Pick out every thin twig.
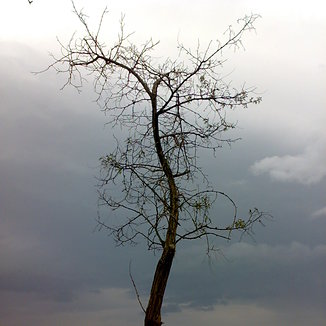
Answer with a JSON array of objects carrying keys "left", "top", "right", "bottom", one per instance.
[{"left": 129, "top": 260, "right": 146, "bottom": 314}]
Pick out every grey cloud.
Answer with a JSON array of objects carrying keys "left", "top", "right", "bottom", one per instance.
[
  {"left": 1, "top": 4, "right": 326, "bottom": 323},
  {"left": 164, "top": 300, "right": 326, "bottom": 326},
  {"left": 0, "top": 287, "right": 144, "bottom": 326},
  {"left": 0, "top": 272, "right": 79, "bottom": 302},
  {"left": 163, "top": 242, "right": 326, "bottom": 311}
]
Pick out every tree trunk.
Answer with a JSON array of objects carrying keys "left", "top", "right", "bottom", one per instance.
[
  {"left": 144, "top": 194, "right": 178, "bottom": 325},
  {"left": 145, "top": 81, "right": 179, "bottom": 325},
  {"left": 144, "top": 243, "right": 175, "bottom": 326}
]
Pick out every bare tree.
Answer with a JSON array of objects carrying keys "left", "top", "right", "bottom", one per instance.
[{"left": 46, "top": 3, "right": 267, "bottom": 325}]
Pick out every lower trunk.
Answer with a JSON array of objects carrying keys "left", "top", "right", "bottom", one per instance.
[
  {"left": 144, "top": 244, "right": 175, "bottom": 326},
  {"left": 147, "top": 94, "right": 179, "bottom": 325}
]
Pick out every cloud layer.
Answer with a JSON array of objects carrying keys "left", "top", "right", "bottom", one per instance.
[
  {"left": 312, "top": 206, "right": 326, "bottom": 218},
  {"left": 166, "top": 242, "right": 326, "bottom": 311},
  {"left": 1, "top": 1, "right": 326, "bottom": 325},
  {"left": 250, "top": 142, "right": 326, "bottom": 185}
]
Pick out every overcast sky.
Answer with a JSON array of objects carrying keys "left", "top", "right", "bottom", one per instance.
[{"left": 1, "top": 0, "right": 325, "bottom": 325}]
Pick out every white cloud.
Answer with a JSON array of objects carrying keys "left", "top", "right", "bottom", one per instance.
[
  {"left": 312, "top": 206, "right": 326, "bottom": 218},
  {"left": 250, "top": 143, "right": 326, "bottom": 185}
]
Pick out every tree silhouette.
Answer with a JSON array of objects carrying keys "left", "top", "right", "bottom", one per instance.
[{"left": 46, "top": 3, "right": 267, "bottom": 325}]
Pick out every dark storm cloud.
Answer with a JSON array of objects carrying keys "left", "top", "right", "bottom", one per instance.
[
  {"left": 0, "top": 271, "right": 80, "bottom": 302},
  {"left": 0, "top": 42, "right": 134, "bottom": 303},
  {"left": 1, "top": 7, "right": 325, "bottom": 322},
  {"left": 0, "top": 44, "right": 164, "bottom": 321},
  {"left": 163, "top": 242, "right": 326, "bottom": 312}
]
